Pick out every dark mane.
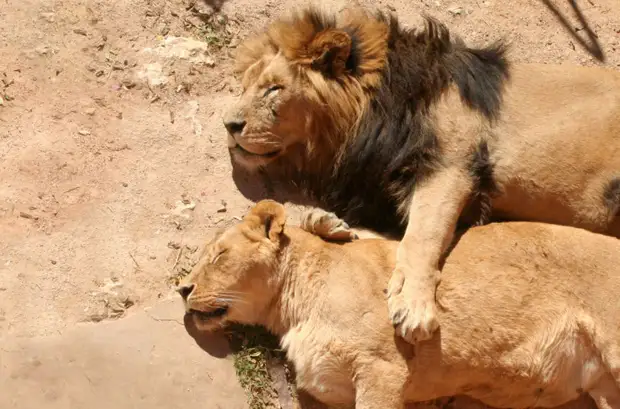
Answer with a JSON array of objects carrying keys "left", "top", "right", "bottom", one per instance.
[
  {"left": 312, "top": 13, "right": 509, "bottom": 234},
  {"left": 246, "top": 10, "right": 511, "bottom": 235}
]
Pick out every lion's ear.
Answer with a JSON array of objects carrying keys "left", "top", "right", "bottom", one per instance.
[
  {"left": 244, "top": 200, "right": 287, "bottom": 242},
  {"left": 308, "top": 29, "right": 352, "bottom": 77}
]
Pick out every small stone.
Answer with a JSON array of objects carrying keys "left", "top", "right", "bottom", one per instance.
[
  {"left": 149, "top": 255, "right": 157, "bottom": 260},
  {"left": 51, "top": 260, "right": 57, "bottom": 265},
  {"left": 73, "top": 28, "right": 88, "bottom": 36},
  {"left": 122, "top": 182, "right": 128, "bottom": 187},
  {"left": 95, "top": 70, "right": 105, "bottom": 77},
  {"left": 0, "top": 96, "right": 4, "bottom": 106},
  {"left": 168, "top": 241, "right": 181, "bottom": 250},
  {"left": 217, "top": 200, "right": 227, "bottom": 213},
  {"left": 448, "top": 5, "right": 464, "bottom": 15},
  {"left": 40, "top": 12, "right": 56, "bottom": 23},
  {"left": 19, "top": 211, "right": 38, "bottom": 220},
  {"left": 35, "top": 46, "right": 53, "bottom": 56},
  {"left": 78, "top": 129, "right": 91, "bottom": 136},
  {"left": 121, "top": 79, "right": 136, "bottom": 88},
  {"left": 85, "top": 107, "right": 96, "bottom": 116}
]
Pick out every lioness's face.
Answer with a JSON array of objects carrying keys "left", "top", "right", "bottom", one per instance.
[
  {"left": 177, "top": 201, "right": 285, "bottom": 331},
  {"left": 223, "top": 53, "right": 315, "bottom": 170}
]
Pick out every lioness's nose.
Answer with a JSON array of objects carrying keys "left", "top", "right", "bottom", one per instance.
[
  {"left": 177, "top": 283, "right": 195, "bottom": 301},
  {"left": 224, "top": 118, "right": 246, "bottom": 135}
]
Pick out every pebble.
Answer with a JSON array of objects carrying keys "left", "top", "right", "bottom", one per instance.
[
  {"left": 19, "top": 211, "right": 38, "bottom": 220},
  {"left": 217, "top": 200, "right": 227, "bottom": 213},
  {"left": 448, "top": 5, "right": 464, "bottom": 15},
  {"left": 85, "top": 107, "right": 96, "bottom": 116},
  {"left": 40, "top": 12, "right": 56, "bottom": 23},
  {"left": 78, "top": 129, "right": 91, "bottom": 136}
]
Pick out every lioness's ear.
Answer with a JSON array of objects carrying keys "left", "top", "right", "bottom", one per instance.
[
  {"left": 308, "top": 29, "right": 352, "bottom": 76},
  {"left": 245, "top": 200, "right": 286, "bottom": 242}
]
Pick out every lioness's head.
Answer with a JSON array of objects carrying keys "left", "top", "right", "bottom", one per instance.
[
  {"left": 177, "top": 200, "right": 287, "bottom": 332},
  {"left": 223, "top": 7, "right": 388, "bottom": 170}
]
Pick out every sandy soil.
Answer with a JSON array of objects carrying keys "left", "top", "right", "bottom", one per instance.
[{"left": 1, "top": 0, "right": 618, "bottom": 407}]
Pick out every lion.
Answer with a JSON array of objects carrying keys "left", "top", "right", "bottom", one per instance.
[
  {"left": 222, "top": 5, "right": 620, "bottom": 344},
  {"left": 178, "top": 200, "right": 620, "bottom": 409}
]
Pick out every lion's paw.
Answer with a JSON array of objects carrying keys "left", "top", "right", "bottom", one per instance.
[
  {"left": 387, "top": 266, "right": 439, "bottom": 344},
  {"left": 300, "top": 208, "right": 358, "bottom": 242}
]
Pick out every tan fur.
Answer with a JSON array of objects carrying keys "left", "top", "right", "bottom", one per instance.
[
  {"left": 224, "top": 6, "right": 620, "bottom": 346},
  {"left": 225, "top": 6, "right": 387, "bottom": 170},
  {"left": 179, "top": 200, "right": 620, "bottom": 409}
]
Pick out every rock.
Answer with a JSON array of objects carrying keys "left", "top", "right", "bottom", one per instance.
[
  {"left": 86, "top": 279, "right": 136, "bottom": 321},
  {"left": 19, "top": 211, "right": 38, "bottom": 220},
  {"left": 85, "top": 107, "right": 96, "bottom": 116},
  {"left": 217, "top": 200, "right": 227, "bottom": 213},
  {"left": 172, "top": 199, "right": 196, "bottom": 216},
  {"left": 168, "top": 241, "right": 181, "bottom": 250},
  {"left": 141, "top": 36, "right": 217, "bottom": 67},
  {"left": 39, "top": 12, "right": 56, "bottom": 23},
  {"left": 35, "top": 45, "right": 58, "bottom": 56},
  {"left": 448, "top": 5, "right": 464, "bottom": 15},
  {"left": 184, "top": 100, "right": 202, "bottom": 137},
  {"left": 135, "top": 62, "right": 167, "bottom": 87},
  {"left": 78, "top": 129, "right": 91, "bottom": 136}
]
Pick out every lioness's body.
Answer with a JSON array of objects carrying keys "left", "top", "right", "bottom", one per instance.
[
  {"left": 224, "top": 7, "right": 620, "bottom": 343},
  {"left": 180, "top": 201, "right": 620, "bottom": 409}
]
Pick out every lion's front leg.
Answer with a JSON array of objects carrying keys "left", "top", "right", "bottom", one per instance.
[{"left": 388, "top": 167, "right": 473, "bottom": 344}]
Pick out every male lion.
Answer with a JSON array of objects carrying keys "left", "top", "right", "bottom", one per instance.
[
  {"left": 179, "top": 200, "right": 620, "bottom": 409},
  {"left": 222, "top": 6, "right": 620, "bottom": 344}
]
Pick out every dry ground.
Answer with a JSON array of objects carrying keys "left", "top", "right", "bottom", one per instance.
[{"left": 1, "top": 0, "right": 619, "bottom": 408}]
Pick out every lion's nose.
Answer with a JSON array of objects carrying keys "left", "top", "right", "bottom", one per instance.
[
  {"left": 224, "top": 118, "right": 246, "bottom": 135},
  {"left": 177, "top": 283, "right": 195, "bottom": 301}
]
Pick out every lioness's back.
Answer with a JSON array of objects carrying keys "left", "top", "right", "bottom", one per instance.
[
  {"left": 437, "top": 222, "right": 620, "bottom": 337},
  {"left": 340, "top": 221, "right": 619, "bottom": 324}
]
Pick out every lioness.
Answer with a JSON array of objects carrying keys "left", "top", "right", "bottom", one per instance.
[
  {"left": 179, "top": 200, "right": 620, "bottom": 409},
  {"left": 223, "top": 6, "right": 620, "bottom": 343}
]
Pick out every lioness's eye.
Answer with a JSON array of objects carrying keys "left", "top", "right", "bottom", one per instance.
[
  {"left": 211, "top": 249, "right": 226, "bottom": 264},
  {"left": 264, "top": 85, "right": 284, "bottom": 97}
]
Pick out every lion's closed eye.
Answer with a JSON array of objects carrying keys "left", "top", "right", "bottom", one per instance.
[{"left": 264, "top": 85, "right": 284, "bottom": 97}]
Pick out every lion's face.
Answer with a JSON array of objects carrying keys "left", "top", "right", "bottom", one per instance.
[
  {"left": 223, "top": 9, "right": 389, "bottom": 172},
  {"left": 223, "top": 52, "right": 316, "bottom": 169},
  {"left": 177, "top": 200, "right": 286, "bottom": 332}
]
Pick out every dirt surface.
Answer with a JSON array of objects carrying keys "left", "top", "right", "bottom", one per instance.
[
  {"left": 1, "top": 0, "right": 619, "bottom": 408},
  {"left": 1, "top": 298, "right": 248, "bottom": 409}
]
